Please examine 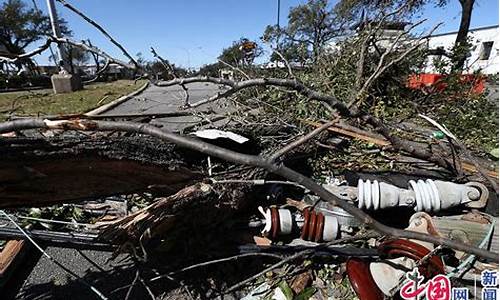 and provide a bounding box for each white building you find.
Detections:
[424,25,499,74]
